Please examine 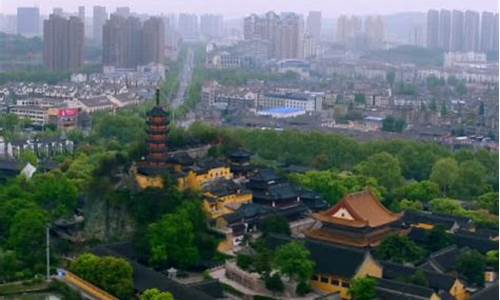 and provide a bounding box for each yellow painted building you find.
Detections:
[134,161,233,192]
[310,252,382,299]
[203,188,252,220]
[177,166,233,191]
[268,235,382,300]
